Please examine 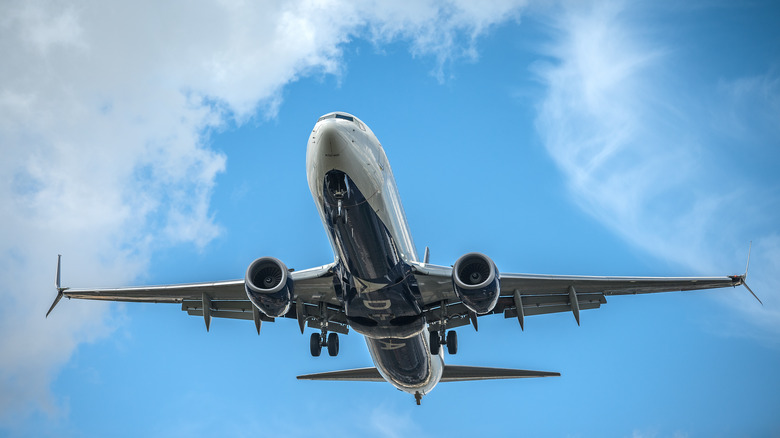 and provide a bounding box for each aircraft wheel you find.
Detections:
[327,332,340,357]
[429,331,440,355]
[446,331,458,355]
[310,333,322,357]
[329,203,348,225]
